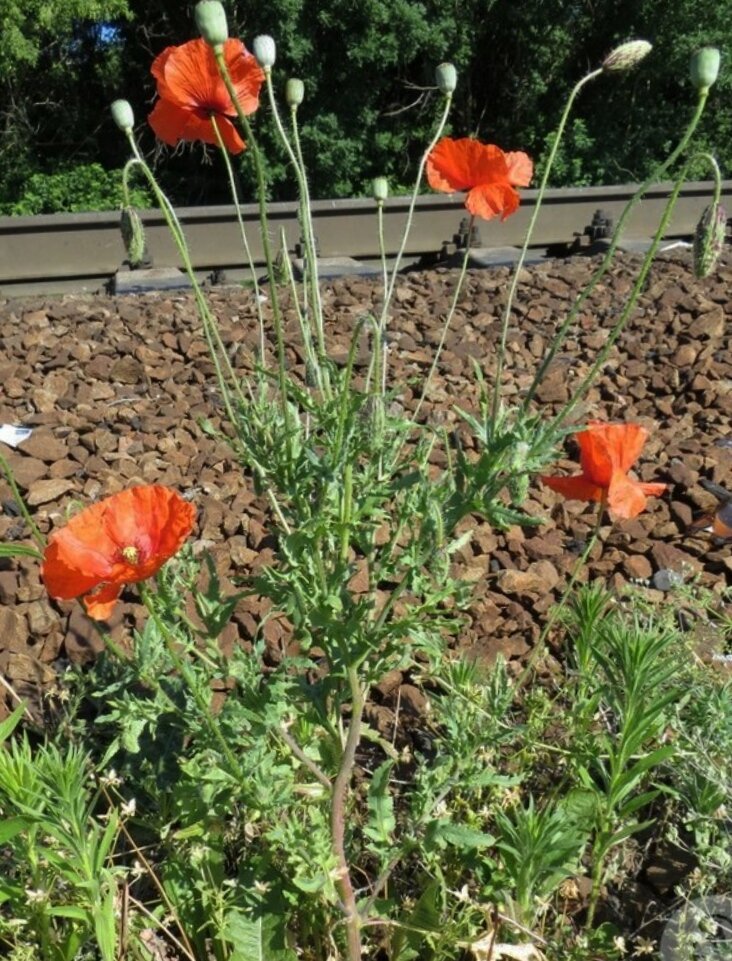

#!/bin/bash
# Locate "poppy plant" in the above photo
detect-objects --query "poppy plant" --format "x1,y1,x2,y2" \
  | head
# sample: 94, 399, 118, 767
426, 137, 533, 221
41, 486, 196, 620
149, 38, 264, 154
541, 422, 666, 521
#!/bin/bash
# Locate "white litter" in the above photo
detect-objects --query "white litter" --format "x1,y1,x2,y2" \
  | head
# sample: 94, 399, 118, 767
0, 425, 33, 448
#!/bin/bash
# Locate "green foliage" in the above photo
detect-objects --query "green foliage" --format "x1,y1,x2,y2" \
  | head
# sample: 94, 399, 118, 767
1, 163, 151, 215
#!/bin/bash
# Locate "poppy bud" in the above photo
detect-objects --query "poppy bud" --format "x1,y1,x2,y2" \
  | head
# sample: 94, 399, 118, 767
120, 206, 147, 269
111, 99, 134, 133
602, 40, 652, 72
195, 1, 229, 49
693, 202, 727, 278
253, 34, 276, 70
435, 62, 457, 94
690, 47, 721, 93
285, 78, 304, 107
372, 177, 389, 202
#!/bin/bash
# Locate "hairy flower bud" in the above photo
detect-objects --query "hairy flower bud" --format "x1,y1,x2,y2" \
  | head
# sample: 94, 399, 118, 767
285, 78, 304, 107
120, 207, 148, 269
690, 47, 721, 93
693, 202, 727, 278
110, 99, 134, 133
602, 40, 652, 72
253, 34, 276, 69
435, 62, 457, 94
372, 177, 389, 202
195, 1, 229, 49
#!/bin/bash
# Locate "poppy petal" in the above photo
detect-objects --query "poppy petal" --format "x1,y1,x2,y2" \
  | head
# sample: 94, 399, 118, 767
84, 583, 122, 621
465, 182, 519, 221
606, 471, 650, 520
504, 151, 533, 187
226, 42, 265, 115
41, 539, 111, 600
427, 138, 503, 192
540, 474, 606, 503
149, 99, 245, 152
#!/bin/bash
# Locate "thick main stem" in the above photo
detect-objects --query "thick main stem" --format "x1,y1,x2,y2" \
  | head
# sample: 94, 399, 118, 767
330, 666, 366, 961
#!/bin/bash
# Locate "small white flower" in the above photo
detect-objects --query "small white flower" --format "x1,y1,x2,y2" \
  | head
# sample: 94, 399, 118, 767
26, 888, 47, 904
100, 769, 123, 788
120, 797, 137, 818
613, 935, 627, 955
633, 937, 656, 957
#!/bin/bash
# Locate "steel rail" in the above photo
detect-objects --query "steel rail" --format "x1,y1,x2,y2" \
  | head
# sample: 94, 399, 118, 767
0, 180, 729, 297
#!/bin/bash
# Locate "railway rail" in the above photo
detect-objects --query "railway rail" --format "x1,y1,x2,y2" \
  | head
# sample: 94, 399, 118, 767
0, 180, 729, 297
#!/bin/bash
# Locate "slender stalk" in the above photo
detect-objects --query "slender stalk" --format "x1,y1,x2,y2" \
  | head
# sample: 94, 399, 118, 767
213, 51, 295, 447
490, 68, 603, 429
0, 450, 44, 548
278, 724, 331, 788
515, 502, 605, 691
411, 214, 475, 424
331, 665, 366, 961
521, 89, 710, 414
379, 93, 453, 331
122, 143, 244, 428
210, 115, 267, 366
552, 168, 690, 430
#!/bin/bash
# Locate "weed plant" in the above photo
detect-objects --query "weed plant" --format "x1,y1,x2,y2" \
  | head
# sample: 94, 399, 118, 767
0, 10, 729, 961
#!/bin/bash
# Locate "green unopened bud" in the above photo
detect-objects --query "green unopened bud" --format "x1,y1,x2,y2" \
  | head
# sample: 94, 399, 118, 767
372, 177, 389, 203
602, 40, 652, 72
111, 99, 134, 133
435, 62, 457, 94
120, 207, 147, 269
693, 202, 727, 278
285, 78, 304, 107
690, 47, 721, 93
253, 34, 276, 69
195, 1, 228, 49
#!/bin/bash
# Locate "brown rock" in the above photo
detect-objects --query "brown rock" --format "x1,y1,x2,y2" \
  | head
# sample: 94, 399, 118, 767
26, 478, 76, 506
0, 608, 29, 651
623, 554, 653, 581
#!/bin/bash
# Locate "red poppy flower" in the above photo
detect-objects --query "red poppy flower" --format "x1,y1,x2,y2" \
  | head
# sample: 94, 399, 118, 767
541, 422, 666, 521
149, 38, 264, 154
41, 486, 196, 620
426, 137, 533, 221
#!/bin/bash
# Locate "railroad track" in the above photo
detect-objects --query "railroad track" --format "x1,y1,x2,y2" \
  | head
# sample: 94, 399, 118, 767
0, 180, 729, 297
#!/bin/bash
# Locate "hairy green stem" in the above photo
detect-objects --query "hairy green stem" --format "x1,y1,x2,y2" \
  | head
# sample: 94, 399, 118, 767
0, 450, 44, 548
210, 115, 267, 365
331, 665, 366, 961
490, 68, 603, 429
522, 89, 709, 415
378, 92, 453, 332
213, 51, 295, 451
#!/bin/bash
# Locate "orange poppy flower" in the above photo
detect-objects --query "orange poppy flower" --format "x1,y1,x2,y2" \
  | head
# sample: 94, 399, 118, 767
41, 486, 196, 620
426, 137, 533, 221
149, 38, 264, 154
541, 422, 666, 521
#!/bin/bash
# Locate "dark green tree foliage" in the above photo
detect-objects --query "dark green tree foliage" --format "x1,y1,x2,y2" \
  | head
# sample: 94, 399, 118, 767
0, 0, 730, 212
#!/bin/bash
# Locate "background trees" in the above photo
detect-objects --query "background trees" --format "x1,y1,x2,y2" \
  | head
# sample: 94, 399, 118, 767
0, 0, 729, 213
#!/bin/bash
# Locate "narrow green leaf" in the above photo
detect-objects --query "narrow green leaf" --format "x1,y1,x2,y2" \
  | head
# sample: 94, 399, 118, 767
0, 816, 30, 844
93, 884, 117, 961
364, 760, 395, 844
0, 702, 26, 743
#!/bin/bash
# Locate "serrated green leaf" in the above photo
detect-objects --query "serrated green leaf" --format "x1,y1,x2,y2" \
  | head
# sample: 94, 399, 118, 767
364, 760, 395, 844
225, 909, 297, 961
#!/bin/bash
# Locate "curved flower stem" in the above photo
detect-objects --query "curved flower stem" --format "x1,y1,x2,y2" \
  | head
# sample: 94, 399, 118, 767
138, 582, 245, 782
490, 67, 603, 431
551, 164, 692, 430
210, 115, 267, 366
365, 199, 390, 394
213, 52, 295, 451
262, 70, 329, 392
331, 665, 366, 961
122, 142, 244, 428
411, 214, 475, 425
515, 501, 605, 691
521, 89, 710, 416
690, 150, 723, 206
378, 92, 453, 334
0, 450, 44, 548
